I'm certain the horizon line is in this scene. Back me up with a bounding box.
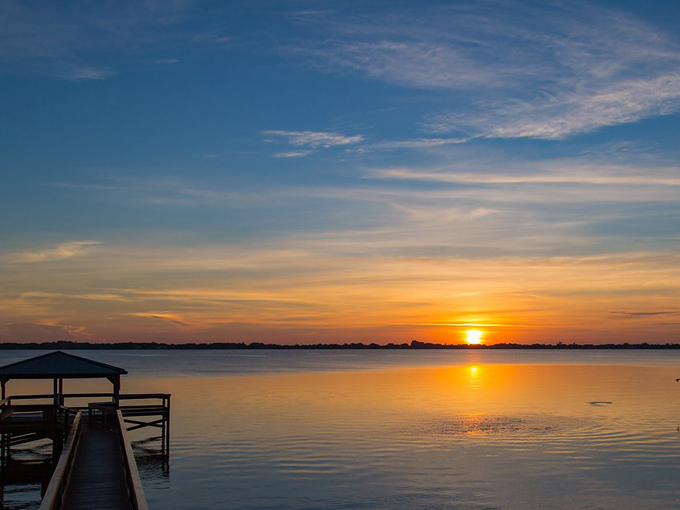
[0,340,679,350]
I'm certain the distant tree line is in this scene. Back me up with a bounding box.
[0,340,679,350]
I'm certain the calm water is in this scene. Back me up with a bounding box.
[2,349,680,509]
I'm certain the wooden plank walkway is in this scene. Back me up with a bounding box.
[61,422,132,510]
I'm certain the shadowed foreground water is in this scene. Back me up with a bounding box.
[2,350,680,509]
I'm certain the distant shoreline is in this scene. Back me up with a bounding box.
[1,340,680,350]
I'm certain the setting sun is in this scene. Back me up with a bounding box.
[465,330,484,345]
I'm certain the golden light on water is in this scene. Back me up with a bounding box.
[465,329,484,345]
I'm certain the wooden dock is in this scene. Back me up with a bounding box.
[0,394,169,510]
[0,352,170,509]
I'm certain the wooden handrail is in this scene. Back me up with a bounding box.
[119,393,169,400]
[5,392,169,403]
[118,404,167,410]
[39,412,82,510]
[6,394,55,402]
[3,403,54,412]
[57,392,116,399]
[116,410,149,510]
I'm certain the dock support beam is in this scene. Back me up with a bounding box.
[108,376,121,407]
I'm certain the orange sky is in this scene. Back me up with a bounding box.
[1,242,679,344]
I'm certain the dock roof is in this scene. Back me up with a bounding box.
[0,351,127,380]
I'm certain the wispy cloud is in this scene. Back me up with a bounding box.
[612,311,680,318]
[368,137,474,150]
[63,66,117,81]
[294,2,680,139]
[429,75,680,140]
[19,291,132,303]
[52,175,267,208]
[126,312,192,328]
[274,150,313,158]
[369,165,680,186]
[10,241,102,263]
[300,40,501,90]
[0,0,203,79]
[1,322,93,342]
[264,130,364,149]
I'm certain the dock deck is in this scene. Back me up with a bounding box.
[62,421,132,510]
[36,406,157,510]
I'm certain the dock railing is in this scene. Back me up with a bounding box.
[116,410,149,510]
[3,392,169,412]
[38,411,83,510]
[0,401,58,428]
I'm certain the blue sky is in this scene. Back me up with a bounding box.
[1,0,680,344]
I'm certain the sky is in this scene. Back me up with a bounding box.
[1,0,680,345]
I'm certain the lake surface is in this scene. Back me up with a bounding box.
[2,349,680,509]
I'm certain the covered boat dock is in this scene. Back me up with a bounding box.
[0,351,170,509]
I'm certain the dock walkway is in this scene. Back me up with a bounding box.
[62,420,132,510]
[36,407,152,510]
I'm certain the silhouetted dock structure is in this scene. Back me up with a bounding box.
[0,352,170,509]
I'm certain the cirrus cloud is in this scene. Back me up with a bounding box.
[263,130,364,148]
[293,1,680,140]
[10,240,102,263]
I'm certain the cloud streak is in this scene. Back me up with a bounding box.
[369,166,680,186]
[263,130,364,149]
[65,67,117,81]
[10,241,102,263]
[0,0,204,80]
[368,137,474,150]
[612,311,680,318]
[274,150,313,158]
[127,312,192,328]
[429,75,680,140]
[0,322,89,342]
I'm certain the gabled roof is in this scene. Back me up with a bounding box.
[0,351,127,379]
